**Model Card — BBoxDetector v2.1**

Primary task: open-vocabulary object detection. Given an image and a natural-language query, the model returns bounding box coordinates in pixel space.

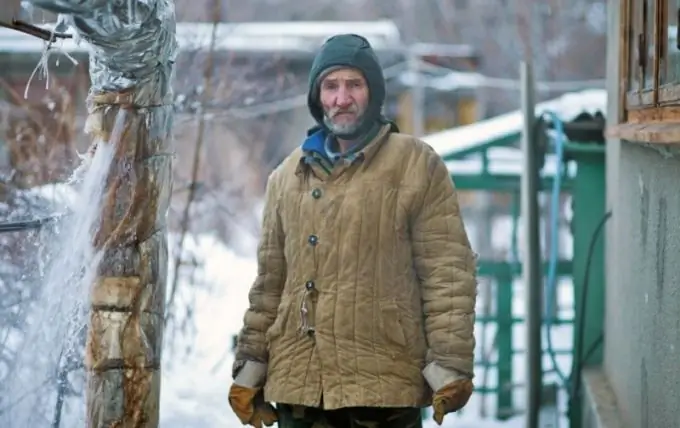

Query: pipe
[0,213,63,233]
[520,60,542,428]
[542,110,569,387]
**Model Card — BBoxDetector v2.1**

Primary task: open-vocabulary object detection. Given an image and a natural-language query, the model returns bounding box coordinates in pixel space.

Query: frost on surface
[0,1,177,426]
[0,183,72,423]
[0,139,115,427]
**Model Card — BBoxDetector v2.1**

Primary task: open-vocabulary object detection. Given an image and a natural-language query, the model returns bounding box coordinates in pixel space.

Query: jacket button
[305,280,315,290]
[308,234,318,245]
[311,188,322,199]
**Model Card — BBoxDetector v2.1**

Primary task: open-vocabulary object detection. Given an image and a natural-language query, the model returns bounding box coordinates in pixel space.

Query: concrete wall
[584,1,680,427]
[604,141,680,427]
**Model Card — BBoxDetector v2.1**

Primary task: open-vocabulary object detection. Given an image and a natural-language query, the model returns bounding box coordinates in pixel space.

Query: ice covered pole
[26,1,178,427]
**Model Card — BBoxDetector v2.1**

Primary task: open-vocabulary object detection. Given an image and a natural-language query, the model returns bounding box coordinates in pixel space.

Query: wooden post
[21,0,177,425]
[84,95,173,427]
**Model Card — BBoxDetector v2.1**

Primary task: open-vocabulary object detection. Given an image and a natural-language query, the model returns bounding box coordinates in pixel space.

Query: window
[624,0,680,109]
[612,0,680,143]
[626,0,655,106]
[644,0,656,89]
[660,0,680,99]
[626,0,639,92]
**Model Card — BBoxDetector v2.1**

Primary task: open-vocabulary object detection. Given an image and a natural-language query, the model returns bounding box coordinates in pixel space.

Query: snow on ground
[158,219,572,428]
[27,179,572,428]
[24,182,572,428]
[159,233,255,428]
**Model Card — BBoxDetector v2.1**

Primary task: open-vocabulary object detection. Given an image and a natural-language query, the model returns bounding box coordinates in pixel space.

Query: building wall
[605,141,680,427]
[584,0,680,427]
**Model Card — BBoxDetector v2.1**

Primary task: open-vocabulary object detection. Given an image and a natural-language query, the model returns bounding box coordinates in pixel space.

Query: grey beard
[323,116,361,134]
[323,114,361,136]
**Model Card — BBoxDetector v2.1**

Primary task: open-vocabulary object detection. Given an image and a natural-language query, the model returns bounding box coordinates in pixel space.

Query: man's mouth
[334,111,356,119]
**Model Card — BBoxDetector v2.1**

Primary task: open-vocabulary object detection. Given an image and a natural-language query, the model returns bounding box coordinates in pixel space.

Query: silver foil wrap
[28,0,178,107]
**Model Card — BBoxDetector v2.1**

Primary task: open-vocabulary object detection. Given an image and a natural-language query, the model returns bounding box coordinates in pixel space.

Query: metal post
[520,60,542,428]
[409,46,425,137]
[399,0,424,138]
[568,144,607,428]
[496,268,514,419]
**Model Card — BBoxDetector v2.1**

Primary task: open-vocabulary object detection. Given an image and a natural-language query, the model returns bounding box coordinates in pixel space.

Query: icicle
[24,25,78,99]
[24,41,51,99]
[50,40,79,67]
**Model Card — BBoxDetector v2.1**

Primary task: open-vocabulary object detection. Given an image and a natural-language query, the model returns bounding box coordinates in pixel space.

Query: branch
[0,19,72,41]
[165,0,221,325]
[0,215,62,233]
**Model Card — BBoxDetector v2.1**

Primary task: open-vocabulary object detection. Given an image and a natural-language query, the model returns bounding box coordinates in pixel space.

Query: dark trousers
[276,404,423,428]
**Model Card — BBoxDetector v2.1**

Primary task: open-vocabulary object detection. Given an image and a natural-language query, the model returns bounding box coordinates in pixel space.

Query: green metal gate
[431,110,606,426]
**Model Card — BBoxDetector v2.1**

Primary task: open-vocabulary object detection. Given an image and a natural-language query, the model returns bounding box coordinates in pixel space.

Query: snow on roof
[445,149,577,179]
[424,89,607,156]
[398,69,485,91]
[177,20,401,51]
[0,20,402,54]
[426,89,607,177]
[410,42,477,58]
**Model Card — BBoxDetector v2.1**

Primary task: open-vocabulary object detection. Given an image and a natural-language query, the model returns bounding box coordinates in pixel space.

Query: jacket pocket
[380,301,407,347]
[265,300,291,345]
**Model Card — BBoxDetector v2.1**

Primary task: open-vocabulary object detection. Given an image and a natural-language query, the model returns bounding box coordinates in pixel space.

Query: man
[229,34,477,428]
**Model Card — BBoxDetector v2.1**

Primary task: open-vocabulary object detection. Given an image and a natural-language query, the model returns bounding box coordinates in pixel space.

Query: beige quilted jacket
[235,124,477,410]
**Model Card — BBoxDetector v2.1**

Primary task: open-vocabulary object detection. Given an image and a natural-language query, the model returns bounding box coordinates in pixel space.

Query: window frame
[622,0,680,110]
[614,0,680,143]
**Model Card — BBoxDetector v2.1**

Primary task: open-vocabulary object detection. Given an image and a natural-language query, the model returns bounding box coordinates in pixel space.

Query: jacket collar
[296,123,392,176]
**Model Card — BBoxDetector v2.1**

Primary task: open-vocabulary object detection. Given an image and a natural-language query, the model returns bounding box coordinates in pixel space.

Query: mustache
[328,105,359,116]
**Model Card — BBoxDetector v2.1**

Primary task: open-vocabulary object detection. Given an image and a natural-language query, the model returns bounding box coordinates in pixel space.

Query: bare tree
[175,0,606,116]
[161,0,321,353]
[0,76,79,188]
[0,70,82,423]
[438,0,607,113]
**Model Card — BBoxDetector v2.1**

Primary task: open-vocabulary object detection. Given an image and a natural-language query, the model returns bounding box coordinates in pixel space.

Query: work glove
[423,362,474,425]
[228,385,277,427]
[228,360,278,427]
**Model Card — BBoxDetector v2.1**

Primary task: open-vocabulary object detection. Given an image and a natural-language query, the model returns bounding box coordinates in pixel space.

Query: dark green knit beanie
[307,34,386,140]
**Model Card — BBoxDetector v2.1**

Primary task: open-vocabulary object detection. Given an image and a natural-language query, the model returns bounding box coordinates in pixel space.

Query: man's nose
[335,88,353,107]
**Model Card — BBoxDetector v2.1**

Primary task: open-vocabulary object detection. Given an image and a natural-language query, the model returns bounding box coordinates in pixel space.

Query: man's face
[319,68,369,136]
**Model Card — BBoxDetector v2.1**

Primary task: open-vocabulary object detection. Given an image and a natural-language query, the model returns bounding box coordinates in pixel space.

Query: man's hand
[228,385,278,427]
[228,360,277,427]
[431,378,473,425]
[423,361,474,425]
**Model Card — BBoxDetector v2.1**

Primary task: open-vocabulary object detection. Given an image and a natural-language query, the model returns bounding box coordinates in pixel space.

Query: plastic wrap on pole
[27,0,178,108]
[25,1,177,427]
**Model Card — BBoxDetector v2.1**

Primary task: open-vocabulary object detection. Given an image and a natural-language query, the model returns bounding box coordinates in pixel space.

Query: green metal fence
[431,112,606,426]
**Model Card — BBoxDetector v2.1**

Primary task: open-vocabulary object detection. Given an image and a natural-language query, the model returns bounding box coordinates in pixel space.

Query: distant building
[0,21,484,172]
